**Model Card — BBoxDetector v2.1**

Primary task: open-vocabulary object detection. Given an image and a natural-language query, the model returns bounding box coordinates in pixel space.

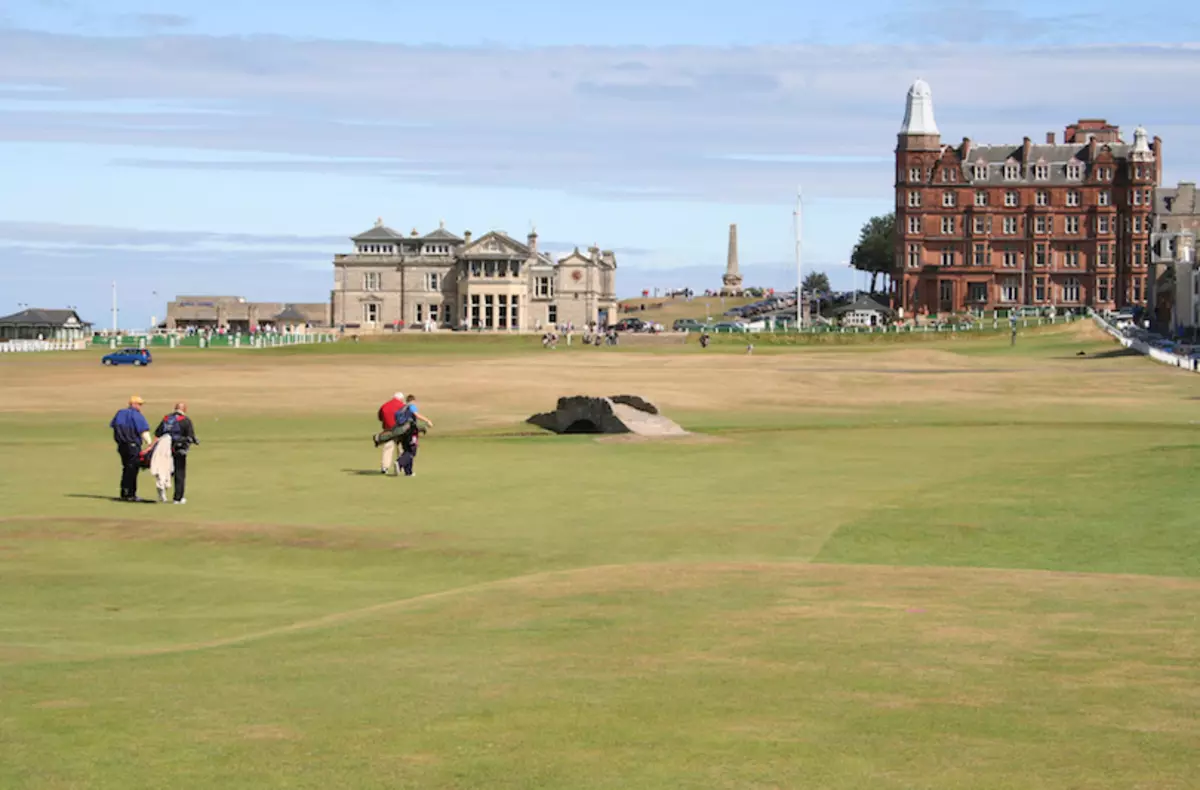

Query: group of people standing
[108,396,198,503]
[376,392,432,477]
[107,389,432,503]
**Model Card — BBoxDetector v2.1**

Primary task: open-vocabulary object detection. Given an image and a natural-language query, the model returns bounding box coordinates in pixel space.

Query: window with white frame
[1034,164,1049,180]
[908,191,921,207]
[363,302,379,323]
[1063,277,1080,302]
[1035,243,1047,267]
[1003,217,1018,235]
[1065,216,1080,235]
[973,216,986,234]
[973,244,986,266]
[1001,278,1020,302]
[940,168,951,183]
[907,216,921,234]
[1098,278,1110,301]
[1135,165,1146,179]
[973,164,988,180]
[909,167,922,181]
[1004,162,1020,180]
[1066,191,1081,207]
[1098,166,1112,180]
[942,191,956,207]
[363,272,381,291]
[1134,243,1143,264]
[422,244,451,256]
[940,250,955,267]
[941,217,955,234]
[1066,162,1083,180]
[1097,216,1110,234]
[1035,190,1049,207]
[907,244,922,268]
[1133,190,1142,205]
[1005,191,1019,207]
[415,303,423,322]
[1143,188,1152,205]
[1035,216,1048,234]
[535,276,553,297]
[1064,245,1080,267]
[425,272,441,291]
[974,190,987,206]
[1133,217,1143,233]
[1098,244,1111,267]
[1035,277,1046,301]
[1098,190,1111,206]
[1003,250,1019,268]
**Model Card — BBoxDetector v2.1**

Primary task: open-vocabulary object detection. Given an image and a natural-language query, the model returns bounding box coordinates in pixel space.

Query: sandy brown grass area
[0,323,1188,428]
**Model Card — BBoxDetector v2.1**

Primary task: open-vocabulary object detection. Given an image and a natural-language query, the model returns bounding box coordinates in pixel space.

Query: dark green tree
[802,271,831,294]
[850,212,895,294]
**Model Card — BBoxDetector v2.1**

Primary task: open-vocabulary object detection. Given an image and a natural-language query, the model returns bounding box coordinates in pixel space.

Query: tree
[850,212,895,294]
[802,271,831,294]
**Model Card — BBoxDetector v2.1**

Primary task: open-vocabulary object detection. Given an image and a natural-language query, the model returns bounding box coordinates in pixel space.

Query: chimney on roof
[1022,136,1032,170]
[961,137,971,158]
[527,228,538,253]
[1046,131,1055,144]
[1088,135,1098,163]
[463,230,472,244]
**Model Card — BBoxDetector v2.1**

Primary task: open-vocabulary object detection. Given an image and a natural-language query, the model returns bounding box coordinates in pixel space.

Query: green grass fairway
[2,322,1198,788]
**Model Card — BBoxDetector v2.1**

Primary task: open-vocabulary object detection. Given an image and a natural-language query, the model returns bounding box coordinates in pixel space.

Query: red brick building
[892,80,1162,315]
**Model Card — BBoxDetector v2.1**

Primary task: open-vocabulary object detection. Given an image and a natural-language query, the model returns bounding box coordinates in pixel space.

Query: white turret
[1131,125,1154,160]
[900,79,939,136]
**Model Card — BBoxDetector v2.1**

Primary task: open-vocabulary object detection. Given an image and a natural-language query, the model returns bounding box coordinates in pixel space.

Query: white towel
[149,435,174,492]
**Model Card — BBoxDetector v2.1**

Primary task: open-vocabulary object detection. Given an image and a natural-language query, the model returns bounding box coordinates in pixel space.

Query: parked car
[102,348,153,366]
[673,318,705,331]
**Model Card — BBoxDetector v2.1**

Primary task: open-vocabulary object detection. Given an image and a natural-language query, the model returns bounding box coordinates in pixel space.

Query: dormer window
[973,164,988,180]
[1034,163,1049,180]
[1098,166,1112,180]
[1004,162,1020,180]
[1066,162,1083,180]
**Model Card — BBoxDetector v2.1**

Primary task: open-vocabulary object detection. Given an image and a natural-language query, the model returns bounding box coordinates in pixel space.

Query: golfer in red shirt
[377,391,407,474]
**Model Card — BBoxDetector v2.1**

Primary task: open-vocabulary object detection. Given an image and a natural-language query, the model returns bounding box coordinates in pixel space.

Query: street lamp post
[794,188,804,330]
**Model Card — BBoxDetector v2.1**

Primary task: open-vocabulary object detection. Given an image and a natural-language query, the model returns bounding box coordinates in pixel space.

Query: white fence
[1090,311,1200,373]
[0,339,88,353]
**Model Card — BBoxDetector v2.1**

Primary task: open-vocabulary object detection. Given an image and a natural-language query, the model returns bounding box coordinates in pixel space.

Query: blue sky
[2,0,1199,327]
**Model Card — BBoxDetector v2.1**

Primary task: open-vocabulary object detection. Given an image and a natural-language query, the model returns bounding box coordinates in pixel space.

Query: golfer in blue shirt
[110,395,152,501]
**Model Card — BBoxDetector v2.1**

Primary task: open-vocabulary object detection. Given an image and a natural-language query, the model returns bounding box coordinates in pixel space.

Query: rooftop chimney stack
[1046,132,1055,144]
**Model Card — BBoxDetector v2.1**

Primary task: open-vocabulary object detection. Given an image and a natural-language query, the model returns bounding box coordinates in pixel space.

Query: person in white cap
[376,391,408,474]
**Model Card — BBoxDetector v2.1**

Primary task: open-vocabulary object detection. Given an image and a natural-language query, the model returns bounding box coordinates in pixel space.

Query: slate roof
[833,296,894,316]
[352,223,405,241]
[0,308,89,326]
[423,227,462,241]
[946,142,1131,186]
[274,305,310,322]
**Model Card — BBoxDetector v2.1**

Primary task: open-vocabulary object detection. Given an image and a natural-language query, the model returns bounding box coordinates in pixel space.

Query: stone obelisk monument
[721,223,744,296]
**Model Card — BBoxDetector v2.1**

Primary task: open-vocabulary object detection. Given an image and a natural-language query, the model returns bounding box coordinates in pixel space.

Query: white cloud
[0,30,1197,203]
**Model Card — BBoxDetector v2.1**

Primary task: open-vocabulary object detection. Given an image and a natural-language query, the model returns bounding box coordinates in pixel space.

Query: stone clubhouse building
[331,220,618,331]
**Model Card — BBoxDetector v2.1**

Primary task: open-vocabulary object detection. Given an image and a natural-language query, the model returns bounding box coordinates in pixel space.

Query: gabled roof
[423,222,461,241]
[461,230,531,257]
[833,296,894,316]
[274,305,310,322]
[352,218,404,241]
[0,308,89,326]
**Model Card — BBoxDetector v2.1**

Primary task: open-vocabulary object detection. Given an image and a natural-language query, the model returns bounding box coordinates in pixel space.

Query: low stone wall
[1090,311,1200,373]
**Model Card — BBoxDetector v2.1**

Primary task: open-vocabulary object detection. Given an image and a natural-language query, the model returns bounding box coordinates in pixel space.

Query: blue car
[102,348,153,366]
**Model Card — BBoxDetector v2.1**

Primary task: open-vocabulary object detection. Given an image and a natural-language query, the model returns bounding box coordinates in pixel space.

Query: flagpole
[111,280,118,334]
[794,188,803,330]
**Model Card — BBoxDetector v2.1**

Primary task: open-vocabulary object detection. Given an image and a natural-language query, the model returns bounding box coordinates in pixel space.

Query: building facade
[0,308,91,340]
[892,80,1162,315]
[330,220,618,330]
[165,297,329,331]
[1150,182,1200,331]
